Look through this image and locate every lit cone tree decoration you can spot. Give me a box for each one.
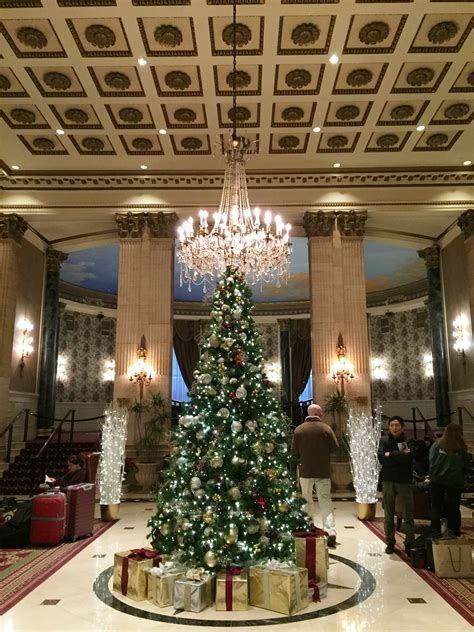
[149,268,310,569]
[347,408,382,505]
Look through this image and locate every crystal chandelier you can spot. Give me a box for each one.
[177,0,291,290]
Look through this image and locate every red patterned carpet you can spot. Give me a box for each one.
[0,519,114,615]
[364,517,474,626]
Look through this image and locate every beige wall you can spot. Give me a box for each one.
[442,235,474,394]
[10,240,45,394]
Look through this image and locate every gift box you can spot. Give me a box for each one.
[173,568,216,612]
[147,562,186,608]
[113,548,164,601]
[249,560,309,615]
[216,567,248,611]
[295,528,328,584]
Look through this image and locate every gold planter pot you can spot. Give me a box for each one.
[357,502,377,521]
[100,503,120,522]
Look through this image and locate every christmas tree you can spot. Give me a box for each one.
[149,268,310,570]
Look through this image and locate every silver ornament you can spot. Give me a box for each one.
[235,386,247,399]
[227,486,241,500]
[190,476,201,490]
[196,430,205,440]
[194,488,205,499]
[232,309,242,321]
[231,420,243,433]
[201,373,212,385]
[217,407,230,418]
[245,420,257,431]
[210,455,223,468]
[179,415,193,428]
[209,335,220,348]
[239,332,247,341]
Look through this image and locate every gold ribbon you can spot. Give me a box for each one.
[184,583,192,611]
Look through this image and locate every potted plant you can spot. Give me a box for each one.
[131,393,169,491]
[325,391,352,491]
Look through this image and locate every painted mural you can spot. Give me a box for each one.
[60,238,426,302]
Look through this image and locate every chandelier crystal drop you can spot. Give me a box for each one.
[176,0,291,289]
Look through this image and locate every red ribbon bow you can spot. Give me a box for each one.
[309,579,320,603]
[121,549,162,596]
[225,566,242,611]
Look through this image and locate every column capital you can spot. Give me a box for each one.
[147,212,179,238]
[0,213,27,242]
[337,211,368,237]
[303,211,335,237]
[115,212,146,238]
[46,248,68,272]
[418,245,440,269]
[457,209,474,239]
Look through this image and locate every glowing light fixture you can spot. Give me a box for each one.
[330,333,355,394]
[329,54,339,64]
[453,315,469,356]
[57,354,68,382]
[137,57,147,66]
[16,318,34,373]
[127,335,153,401]
[371,357,387,381]
[416,125,425,132]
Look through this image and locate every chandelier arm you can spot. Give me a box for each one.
[232,0,237,142]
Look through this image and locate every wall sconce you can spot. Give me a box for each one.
[103,359,116,382]
[127,335,153,401]
[16,318,34,374]
[330,333,355,395]
[371,357,387,381]
[264,360,282,385]
[57,354,68,383]
[423,353,434,378]
[453,315,469,356]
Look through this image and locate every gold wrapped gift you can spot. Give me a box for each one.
[249,561,309,615]
[216,568,248,611]
[113,548,164,602]
[173,569,216,612]
[147,563,186,608]
[295,532,328,584]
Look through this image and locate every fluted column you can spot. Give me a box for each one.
[458,210,474,327]
[418,245,450,424]
[37,249,68,429]
[113,212,178,443]
[304,210,371,410]
[0,214,27,433]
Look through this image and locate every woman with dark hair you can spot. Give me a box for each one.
[429,423,470,537]
[45,454,86,491]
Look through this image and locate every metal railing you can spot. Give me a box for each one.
[0,408,31,463]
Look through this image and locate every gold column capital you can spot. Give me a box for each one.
[0,213,27,242]
[147,212,179,238]
[418,245,440,269]
[303,211,335,237]
[458,209,474,239]
[115,212,147,238]
[46,248,68,272]
[337,211,368,237]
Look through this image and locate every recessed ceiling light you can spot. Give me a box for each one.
[312,126,321,133]
[137,57,147,66]
[333,162,341,168]
[140,165,148,170]
[11,165,20,170]
[158,128,167,135]
[329,54,339,65]
[463,160,472,166]
[56,129,65,135]
[416,125,425,132]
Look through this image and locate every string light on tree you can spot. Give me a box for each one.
[347,408,382,506]
[98,408,128,506]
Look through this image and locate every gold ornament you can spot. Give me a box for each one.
[203,510,215,524]
[251,441,262,455]
[181,519,192,530]
[212,493,222,502]
[264,442,274,454]
[231,455,240,466]
[225,524,239,544]
[160,521,172,535]
[246,518,260,534]
[204,550,218,568]
[278,501,289,513]
[227,486,241,500]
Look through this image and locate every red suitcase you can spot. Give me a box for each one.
[66,483,95,541]
[30,491,66,546]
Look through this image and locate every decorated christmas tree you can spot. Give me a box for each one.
[148,268,310,570]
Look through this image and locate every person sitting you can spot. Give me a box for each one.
[41,454,86,492]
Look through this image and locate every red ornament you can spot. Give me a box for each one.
[195,461,205,471]
[230,392,237,400]
[234,354,244,365]
[223,322,233,329]
[255,495,267,510]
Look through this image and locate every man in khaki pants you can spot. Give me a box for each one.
[292,404,339,547]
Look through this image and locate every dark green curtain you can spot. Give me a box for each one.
[289,319,311,400]
[173,319,200,389]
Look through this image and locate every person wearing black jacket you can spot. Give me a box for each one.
[378,416,417,555]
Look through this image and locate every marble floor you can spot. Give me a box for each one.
[1,501,471,632]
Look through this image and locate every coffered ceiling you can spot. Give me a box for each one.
[0,0,473,174]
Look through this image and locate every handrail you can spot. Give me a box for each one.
[0,409,31,463]
[31,412,105,423]
[35,409,74,459]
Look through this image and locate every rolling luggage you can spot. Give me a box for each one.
[30,491,66,546]
[66,483,95,541]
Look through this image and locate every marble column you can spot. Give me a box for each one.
[113,212,178,444]
[418,246,450,425]
[0,214,27,434]
[458,210,474,327]
[37,249,68,429]
[277,319,291,404]
[303,211,371,409]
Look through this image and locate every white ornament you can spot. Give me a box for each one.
[231,421,243,433]
[201,373,212,385]
[240,332,247,341]
[196,430,205,440]
[179,415,194,428]
[235,386,247,399]
[221,377,229,385]
[229,378,238,385]
[232,309,242,321]
[176,456,187,467]
[210,310,220,320]
[190,476,202,490]
[209,335,220,348]
[245,420,257,431]
[217,407,230,418]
